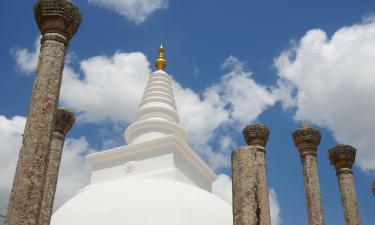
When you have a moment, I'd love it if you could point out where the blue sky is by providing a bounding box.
[1,0,375,224]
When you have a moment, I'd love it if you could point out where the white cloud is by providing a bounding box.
[172,56,276,169]
[60,53,232,169]
[269,189,282,225]
[60,52,150,123]
[0,116,26,218]
[220,56,276,127]
[212,174,282,225]
[0,115,93,216]
[8,32,280,225]
[275,18,375,172]
[58,52,275,170]
[172,81,231,169]
[219,135,235,152]
[11,38,275,171]
[88,0,169,24]
[11,36,41,75]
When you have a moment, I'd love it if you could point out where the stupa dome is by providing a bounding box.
[51,178,232,225]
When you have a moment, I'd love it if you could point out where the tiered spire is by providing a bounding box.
[124,46,186,145]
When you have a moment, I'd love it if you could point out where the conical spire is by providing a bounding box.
[155,44,167,71]
[124,45,186,145]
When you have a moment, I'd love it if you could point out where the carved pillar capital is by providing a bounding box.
[242,124,269,148]
[328,144,356,174]
[54,108,75,136]
[292,126,321,156]
[328,144,361,224]
[34,0,82,41]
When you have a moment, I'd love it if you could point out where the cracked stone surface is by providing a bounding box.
[243,124,271,225]
[232,146,258,225]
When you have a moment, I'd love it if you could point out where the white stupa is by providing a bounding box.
[51,46,233,225]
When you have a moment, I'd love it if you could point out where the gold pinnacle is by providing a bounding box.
[155,44,167,71]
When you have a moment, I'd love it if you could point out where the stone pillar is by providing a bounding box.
[232,146,258,225]
[292,124,325,225]
[5,1,81,225]
[328,145,362,225]
[38,108,75,225]
[243,124,271,225]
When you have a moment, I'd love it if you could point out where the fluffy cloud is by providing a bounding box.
[11,36,40,74]
[172,82,230,169]
[8,31,281,222]
[212,174,282,225]
[60,52,150,123]
[0,116,26,218]
[220,56,276,127]
[269,189,282,225]
[0,115,93,218]
[88,0,169,24]
[60,53,233,169]
[275,18,375,172]
[173,56,275,168]
[11,36,276,170]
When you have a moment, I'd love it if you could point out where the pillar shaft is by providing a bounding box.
[5,1,81,225]
[337,171,361,225]
[38,109,75,225]
[243,124,271,225]
[293,125,325,225]
[6,34,67,225]
[232,146,258,225]
[328,145,361,225]
[39,132,65,225]
[300,152,325,225]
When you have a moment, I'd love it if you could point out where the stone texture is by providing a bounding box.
[243,124,271,225]
[292,125,325,225]
[328,145,362,225]
[38,108,75,225]
[243,124,269,147]
[34,0,82,40]
[232,146,258,225]
[5,1,81,225]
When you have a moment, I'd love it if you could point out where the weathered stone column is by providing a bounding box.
[232,146,258,225]
[5,1,81,225]
[38,108,75,225]
[243,124,271,225]
[328,145,362,225]
[292,124,325,225]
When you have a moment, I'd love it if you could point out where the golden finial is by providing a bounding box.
[155,44,167,71]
